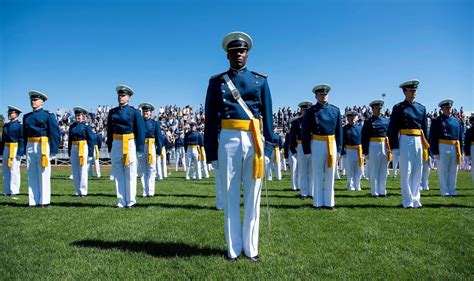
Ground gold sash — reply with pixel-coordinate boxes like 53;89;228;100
370;137;392;161
221;119;264;179
72;140;87;166
94;145;99;160
28;136;49;168
400;129;430;161
346;144;363;167
145;138;155;164
5;142;18;168
113;133;135;165
312;134;336;168
439;139;462;165
274;147;280;165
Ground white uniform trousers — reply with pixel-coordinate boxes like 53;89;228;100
281;150;287;172
345;149;362;191
201;160;210;178
88;149;101;178
368;141;389;196
156;156;163;180
399;135;423;208
185;147;201;180
138;143;156;197
297;144;311;197
334;158;341;180
161;151;168;178
271;150;282;181
311;139;336;207
214;163;224;210
218;129;261;259
26;141;51;206
391;153;400;177
265;156;272;181
420;158;430;191
175;147;186;171
111;139;137;208
289;151;298;190
2;146;21;195
71;144;89;196
438;143;459;196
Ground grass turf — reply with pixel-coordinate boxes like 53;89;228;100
0;166;473;279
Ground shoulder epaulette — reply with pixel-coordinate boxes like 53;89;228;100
251;71;268;78
211;72;227;79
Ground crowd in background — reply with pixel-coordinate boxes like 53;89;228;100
52;103;471;151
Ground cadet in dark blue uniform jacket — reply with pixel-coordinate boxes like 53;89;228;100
1;106;24;197
361;100;391;197
342;111;363;191
23;91;60;206
106;85;145;208
289;102;313;198
429;100;463;196
301;84;342;209
138;103;162;197
174;131;186;172
387;79;428;208
88;127;102;178
204;31;273;262
68;107;94;196
464;115;474;183
184;121;203;180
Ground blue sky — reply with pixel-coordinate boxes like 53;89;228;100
1;0;473;117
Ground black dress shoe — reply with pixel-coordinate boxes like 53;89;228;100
225;256;238;262
247;255;260;262
300;196;307;200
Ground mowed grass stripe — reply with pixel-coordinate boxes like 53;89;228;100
0;166;473;279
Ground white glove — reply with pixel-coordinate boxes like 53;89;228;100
265;156;270;165
49;154;57;159
364;154;369;160
88;157;94;162
137;152;144;158
211;160;218;169
434;154;440;160
392;149;399;156
337;152;341;158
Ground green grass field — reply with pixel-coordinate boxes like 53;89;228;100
1;166;473;280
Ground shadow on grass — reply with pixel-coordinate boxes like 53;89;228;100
71;239;226;258
268;203;474;209
156;193;214;199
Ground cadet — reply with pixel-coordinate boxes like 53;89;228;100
388;79;428;208
138;103;162;197
68;107;94;196
184;121;202;180
283;130;297;190
23;91;60;207
289;101;313;198
88;126;102;178
1;106;24;198
361;100;391;197
106;85;145;208
204;31;273;262
464;114;474;183
302;84;342;210
157;125;169;179
174;131;186;172
342;111;363;191
197;125;209;178
429;100;463;196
